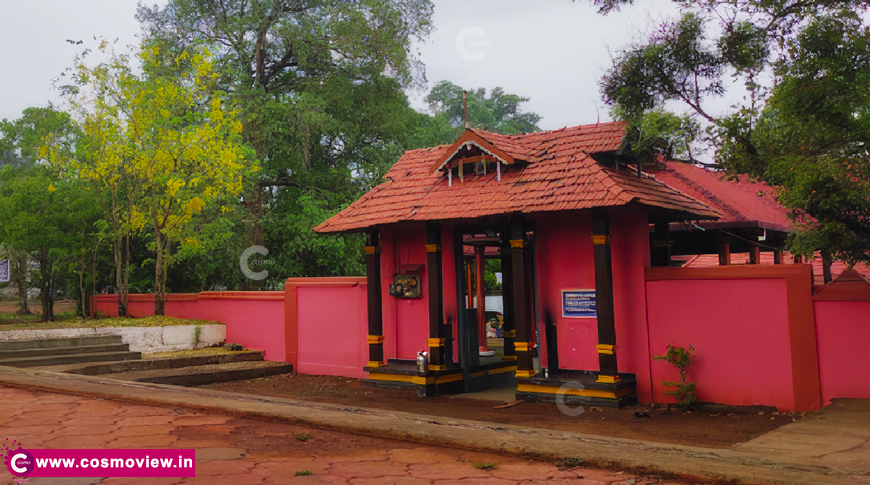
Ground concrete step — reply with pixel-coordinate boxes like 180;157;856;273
0;343;130;359
0;336;123;351
101;361;294;387
35;351;265;376
0;351;141;368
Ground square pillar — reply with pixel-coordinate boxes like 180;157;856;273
651;221;672;267
475;246;487;352
717;236;731;266
365;230;385;368
426;222;447;369
510;221;535;378
500;250;517;362
592;210;619;383
749;246;761;264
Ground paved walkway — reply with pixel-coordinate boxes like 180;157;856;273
1;366;867;485
735;398;870;476
2;386;671;485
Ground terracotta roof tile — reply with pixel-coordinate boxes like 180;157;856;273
673;251;870;287
647;160;792;230
315;121;720;233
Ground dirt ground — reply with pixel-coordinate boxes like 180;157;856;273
205;373;802;449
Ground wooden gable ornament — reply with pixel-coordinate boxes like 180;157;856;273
429;129;532;185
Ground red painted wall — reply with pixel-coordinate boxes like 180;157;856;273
610;208;653;402
814;300;870;404
534;207;652;403
534;211;598;371
381;222;430;360
646;278;797;409
94;292;286;361
295;284;368;378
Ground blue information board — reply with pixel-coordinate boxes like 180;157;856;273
562;290;596;318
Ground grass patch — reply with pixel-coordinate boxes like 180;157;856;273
472;463;497;471
0;313;44;323
146;347;251;359
0;315;222;331
555;457;585;469
294;471;313;476
296;433;312;442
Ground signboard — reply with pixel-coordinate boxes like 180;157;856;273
0;260;8;283
562;289;596;318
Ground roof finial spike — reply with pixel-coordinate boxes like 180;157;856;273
463;91;470;129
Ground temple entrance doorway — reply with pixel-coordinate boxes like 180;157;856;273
454;227;530;393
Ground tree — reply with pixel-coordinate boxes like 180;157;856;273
596;0;870;261
56;42;257;314
0;108;97;321
423;81;542;145
137;0;435;254
751;13;870;263
55;44;140;316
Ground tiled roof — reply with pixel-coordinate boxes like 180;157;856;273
646;161;792;230
315;122;721;233
673;251;870;287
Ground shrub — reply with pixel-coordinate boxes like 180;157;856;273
653;344;697;410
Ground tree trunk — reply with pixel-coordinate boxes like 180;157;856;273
39;248;54;322
113;234;129;317
78;245;86;318
91;239;100;318
154;231;166;316
14;253;30;315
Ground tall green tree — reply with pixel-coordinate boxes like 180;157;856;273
596;0;870;261
0;108;100;320
423;80;543;145
57;42;257;314
136;0;435;286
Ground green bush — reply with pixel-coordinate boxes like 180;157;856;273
653;344;697;410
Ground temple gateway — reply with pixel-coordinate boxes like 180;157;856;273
316;121;724;407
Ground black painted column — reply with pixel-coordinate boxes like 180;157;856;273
510;222;535;378
365;230;385;368
592;210;619;383
500;249;517;362
426;222;446;370
651;221;671;267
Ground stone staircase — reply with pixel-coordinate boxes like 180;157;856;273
0;336;293;387
26;346;292;387
0;336;141;367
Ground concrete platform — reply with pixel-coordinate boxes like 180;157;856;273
735;398;870;474
35;350;265;375
100;360;294;386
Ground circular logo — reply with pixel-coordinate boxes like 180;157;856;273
448;17;501;68
240;245;270;281
555;382;588;417
6;449;34;478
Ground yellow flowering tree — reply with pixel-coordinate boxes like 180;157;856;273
57;41;256;315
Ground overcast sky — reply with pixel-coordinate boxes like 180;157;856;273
0;0;701;130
